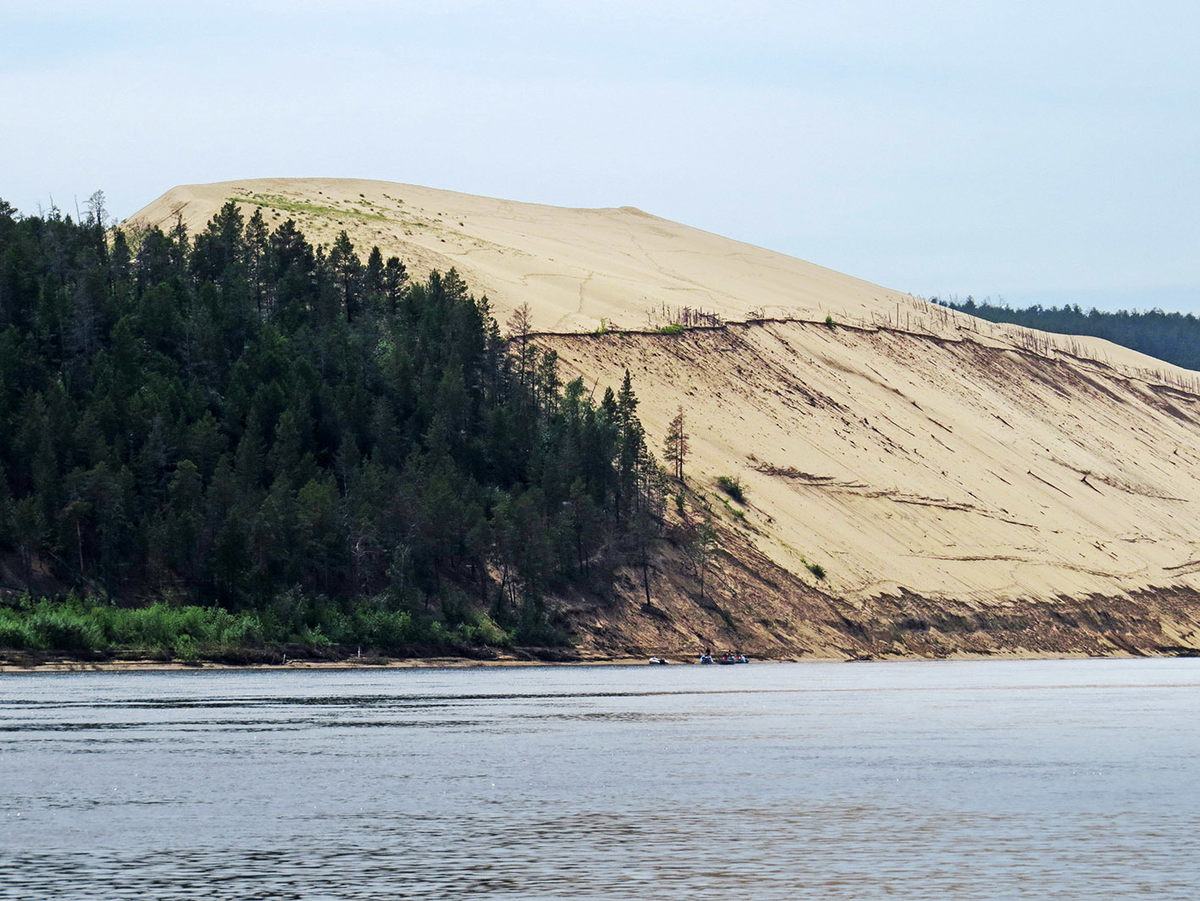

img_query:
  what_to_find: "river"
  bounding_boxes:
[2,658,1198,899]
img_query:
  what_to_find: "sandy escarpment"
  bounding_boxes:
[544,320,1200,603]
[127,179,1200,658]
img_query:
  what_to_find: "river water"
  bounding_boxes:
[1,659,1198,899]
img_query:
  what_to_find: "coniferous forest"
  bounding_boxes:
[0,197,665,659]
[940,296,1200,371]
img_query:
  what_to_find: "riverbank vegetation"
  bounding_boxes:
[0,195,665,659]
[0,592,511,663]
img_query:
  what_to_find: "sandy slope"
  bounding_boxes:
[126,179,1200,656]
[129,178,931,334]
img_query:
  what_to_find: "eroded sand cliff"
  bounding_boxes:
[128,179,1200,657]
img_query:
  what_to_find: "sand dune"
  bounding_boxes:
[129,178,943,334]
[127,179,1200,655]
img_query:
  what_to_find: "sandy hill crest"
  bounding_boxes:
[126,179,1200,658]
[129,178,924,335]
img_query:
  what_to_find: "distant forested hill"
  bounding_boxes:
[940,297,1200,372]
[0,196,664,655]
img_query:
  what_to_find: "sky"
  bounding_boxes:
[2,0,1197,312]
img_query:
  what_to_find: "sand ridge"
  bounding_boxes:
[129,178,932,335]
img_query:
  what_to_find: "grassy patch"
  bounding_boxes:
[796,553,827,580]
[656,323,686,335]
[231,193,392,224]
[775,540,828,580]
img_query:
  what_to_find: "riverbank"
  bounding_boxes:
[0,654,682,673]
[4,645,1177,673]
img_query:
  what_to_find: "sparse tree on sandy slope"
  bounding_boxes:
[692,513,718,604]
[507,301,534,388]
[663,405,688,481]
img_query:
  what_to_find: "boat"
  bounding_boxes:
[699,654,714,665]
[716,653,749,664]
[648,657,669,665]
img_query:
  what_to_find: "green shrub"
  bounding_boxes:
[716,475,745,503]
[173,634,200,663]
[455,612,512,647]
[0,616,34,649]
[513,597,570,646]
[219,614,265,648]
[806,562,826,579]
[113,603,200,651]
[824,314,835,328]
[352,608,415,648]
[657,323,686,335]
[299,625,333,648]
[27,607,103,651]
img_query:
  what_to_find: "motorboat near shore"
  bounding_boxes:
[648,657,670,665]
[699,652,749,665]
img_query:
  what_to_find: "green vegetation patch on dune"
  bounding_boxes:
[231,192,392,223]
[716,475,745,503]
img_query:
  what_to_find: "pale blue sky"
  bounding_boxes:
[2,1,1197,312]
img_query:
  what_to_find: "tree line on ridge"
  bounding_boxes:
[939,296,1200,371]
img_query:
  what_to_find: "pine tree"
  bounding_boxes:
[328,231,363,323]
[192,201,245,290]
[0,462,13,547]
[688,507,719,604]
[165,460,204,582]
[507,302,534,388]
[617,368,638,422]
[245,208,270,315]
[234,411,266,496]
[366,246,384,295]
[84,190,108,231]
[663,405,688,481]
[382,256,407,315]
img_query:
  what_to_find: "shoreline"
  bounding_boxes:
[0,647,1166,673]
[0,654,782,673]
